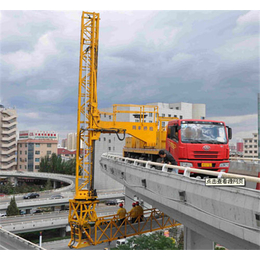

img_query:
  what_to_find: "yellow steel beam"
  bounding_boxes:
[68,208,180,249]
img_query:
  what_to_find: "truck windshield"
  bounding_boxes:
[181,123,227,144]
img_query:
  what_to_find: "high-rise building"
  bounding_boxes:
[236,142,243,155]
[243,133,258,158]
[94,102,206,190]
[67,133,77,150]
[258,93,260,158]
[61,138,68,148]
[17,130,58,172]
[0,105,17,171]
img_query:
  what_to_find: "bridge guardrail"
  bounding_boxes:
[0,226,46,250]
[101,153,260,184]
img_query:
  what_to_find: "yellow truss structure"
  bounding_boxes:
[68,11,178,249]
[68,208,180,249]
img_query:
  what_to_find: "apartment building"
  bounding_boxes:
[0,105,17,171]
[17,130,58,172]
[58,148,76,161]
[67,133,77,150]
[243,133,258,158]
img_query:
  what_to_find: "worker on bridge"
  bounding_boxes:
[158,149,177,165]
[135,201,144,221]
[117,203,126,225]
[129,202,138,223]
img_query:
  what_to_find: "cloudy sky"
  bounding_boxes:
[0,3,259,144]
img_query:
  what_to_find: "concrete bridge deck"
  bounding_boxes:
[100,153,260,250]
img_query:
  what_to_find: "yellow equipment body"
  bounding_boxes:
[68,11,179,249]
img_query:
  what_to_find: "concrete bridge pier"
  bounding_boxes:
[184,226,214,250]
[125,187,136,211]
[59,227,66,237]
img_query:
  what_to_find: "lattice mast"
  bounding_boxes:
[75,11,100,200]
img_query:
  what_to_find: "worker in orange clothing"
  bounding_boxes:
[117,203,126,225]
[129,202,138,223]
[135,201,144,221]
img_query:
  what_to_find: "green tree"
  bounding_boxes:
[112,232,178,250]
[6,196,19,216]
[45,179,52,190]
[39,154,76,175]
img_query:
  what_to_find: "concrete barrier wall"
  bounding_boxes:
[230,161,260,177]
[0,227,45,250]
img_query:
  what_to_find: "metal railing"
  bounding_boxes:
[101,153,260,184]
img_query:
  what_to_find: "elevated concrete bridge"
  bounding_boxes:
[100,153,260,250]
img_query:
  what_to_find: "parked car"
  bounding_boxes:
[105,199,117,205]
[50,194,64,199]
[0,212,6,218]
[32,209,43,214]
[23,193,40,199]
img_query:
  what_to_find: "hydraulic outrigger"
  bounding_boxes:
[68,11,179,249]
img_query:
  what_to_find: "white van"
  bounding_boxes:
[116,238,127,247]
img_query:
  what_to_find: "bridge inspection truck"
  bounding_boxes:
[123,118,232,173]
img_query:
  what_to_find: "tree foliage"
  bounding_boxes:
[6,196,19,216]
[39,153,76,175]
[112,232,179,250]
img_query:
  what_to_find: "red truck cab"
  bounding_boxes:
[166,119,232,173]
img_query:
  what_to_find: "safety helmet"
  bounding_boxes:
[136,201,139,205]
[132,202,136,206]
[119,203,123,207]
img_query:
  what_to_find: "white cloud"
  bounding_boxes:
[207,114,257,142]
[2,32,58,73]
[214,35,259,62]
[31,88,61,102]
[208,114,257,125]
[171,53,194,63]
[234,10,260,33]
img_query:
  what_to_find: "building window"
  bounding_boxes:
[201,117,205,119]
[35,165,39,170]
[108,139,111,143]
[25,151,27,155]
[180,115,183,119]
[108,147,111,151]
[35,143,40,147]
[168,114,171,117]
[149,113,152,117]
[20,151,22,155]
[35,158,40,162]
[47,144,52,147]
[20,144,22,147]
[20,165,22,169]
[176,107,179,110]
[162,114,165,117]
[104,137,106,141]
[35,151,40,155]
[47,151,51,155]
